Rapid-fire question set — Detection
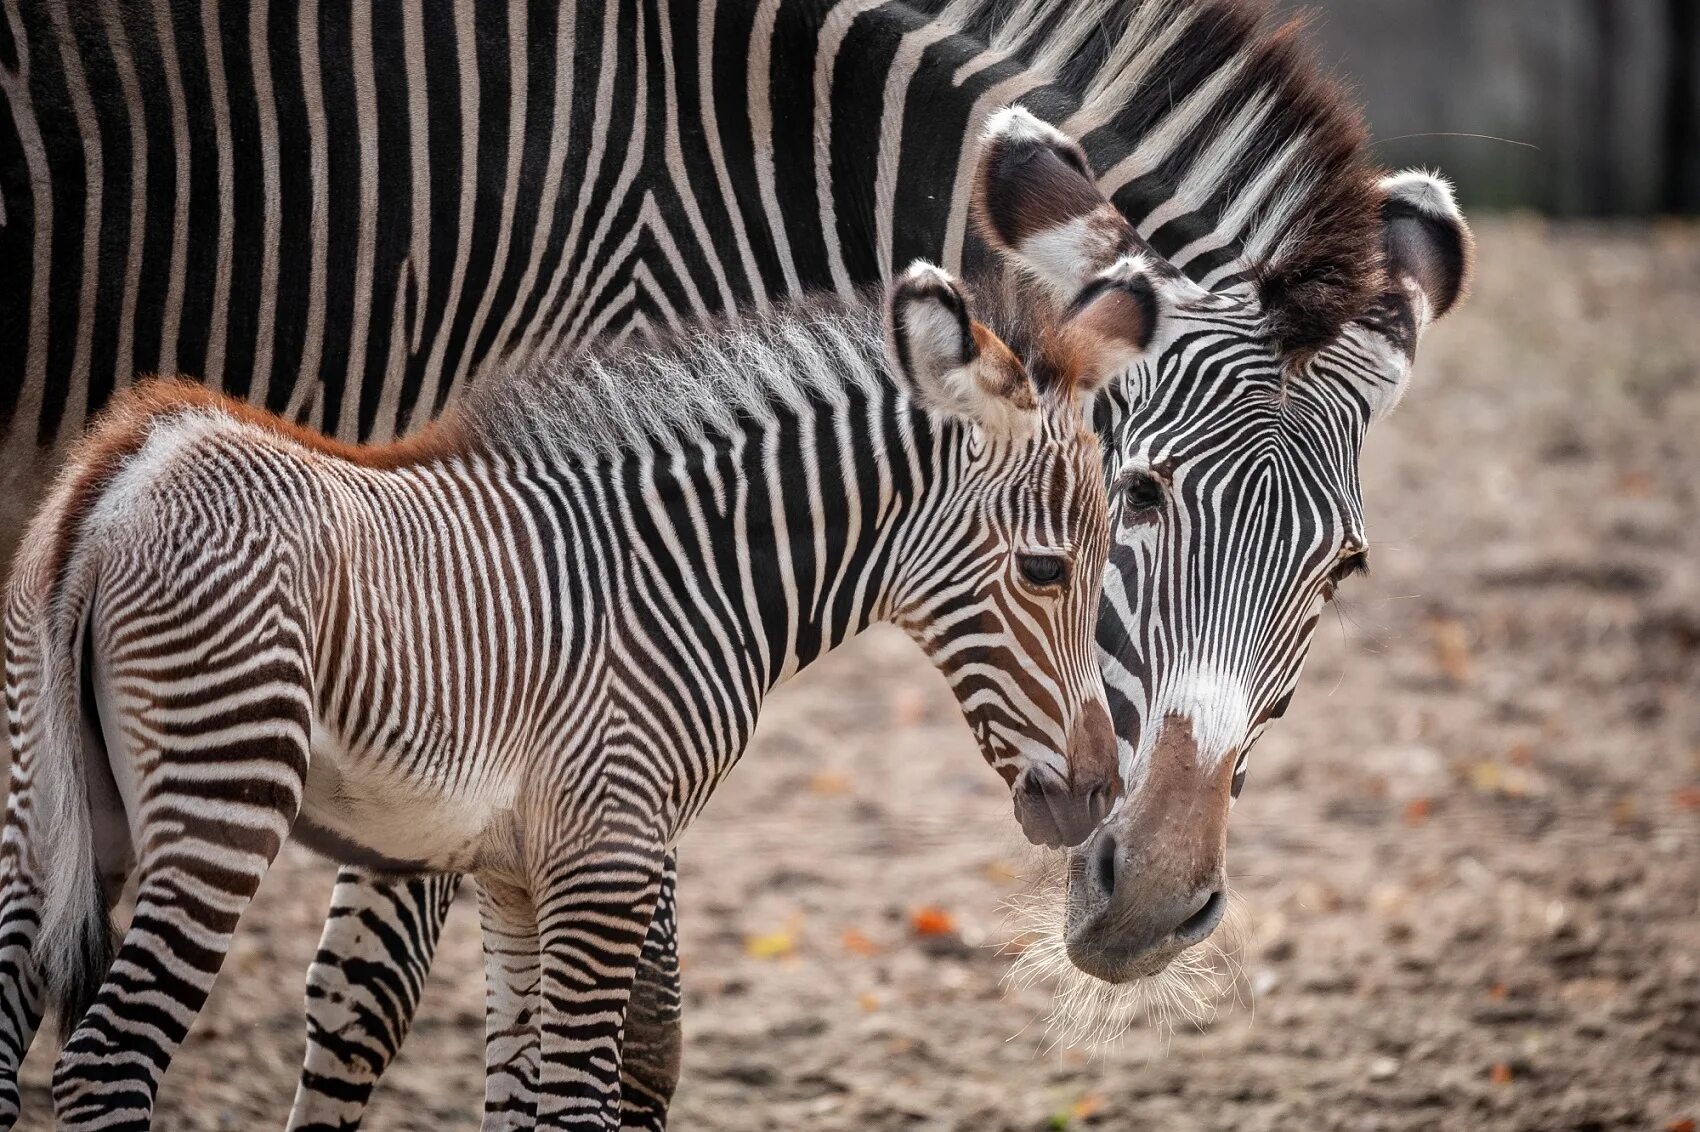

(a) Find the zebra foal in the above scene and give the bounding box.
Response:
[0,217,1156,1126]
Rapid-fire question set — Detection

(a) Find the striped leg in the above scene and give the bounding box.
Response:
[619,854,681,1132]
[534,840,666,1130]
[52,728,307,1128]
[0,776,46,1131]
[289,871,459,1131]
[472,855,682,1132]
[478,879,540,1131]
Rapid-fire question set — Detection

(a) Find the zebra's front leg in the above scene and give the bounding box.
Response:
[473,854,682,1132]
[619,853,681,1131]
[478,878,541,1131]
[533,838,666,1130]
[288,870,460,1131]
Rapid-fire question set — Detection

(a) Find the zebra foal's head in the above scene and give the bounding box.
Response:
[971,109,1473,984]
[879,215,1167,847]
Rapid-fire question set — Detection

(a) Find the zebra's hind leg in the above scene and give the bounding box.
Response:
[51,705,309,1129]
[0,795,46,1131]
[533,835,666,1130]
[288,870,460,1132]
[619,853,681,1132]
[479,877,541,1131]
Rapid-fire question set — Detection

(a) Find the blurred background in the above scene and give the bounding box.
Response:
[9,2,1699,1130]
[1289,0,1700,215]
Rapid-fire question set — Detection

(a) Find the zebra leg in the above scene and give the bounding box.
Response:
[288,871,460,1132]
[0,773,46,1131]
[533,839,666,1130]
[470,854,681,1132]
[618,853,681,1131]
[478,878,540,1131]
[52,747,306,1128]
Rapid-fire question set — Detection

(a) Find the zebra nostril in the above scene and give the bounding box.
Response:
[1093,833,1118,899]
[1175,888,1226,945]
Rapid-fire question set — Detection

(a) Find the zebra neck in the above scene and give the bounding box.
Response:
[607,381,944,696]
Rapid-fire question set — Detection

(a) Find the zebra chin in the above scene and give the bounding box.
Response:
[1007,698,1120,849]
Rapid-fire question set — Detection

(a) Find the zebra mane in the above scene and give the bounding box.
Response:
[465,291,890,459]
[957,0,1385,355]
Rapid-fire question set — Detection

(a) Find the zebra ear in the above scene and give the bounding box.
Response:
[886,262,1036,433]
[1349,171,1474,419]
[973,106,1138,303]
[1064,256,1162,398]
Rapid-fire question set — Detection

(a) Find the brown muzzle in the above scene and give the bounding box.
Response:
[1063,713,1234,981]
[1011,699,1121,848]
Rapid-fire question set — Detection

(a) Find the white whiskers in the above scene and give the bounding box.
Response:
[996,857,1250,1051]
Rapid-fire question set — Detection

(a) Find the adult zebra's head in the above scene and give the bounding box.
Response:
[974,109,1473,981]
[880,246,1167,849]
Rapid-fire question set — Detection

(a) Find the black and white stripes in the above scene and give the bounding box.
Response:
[0,249,1133,1128]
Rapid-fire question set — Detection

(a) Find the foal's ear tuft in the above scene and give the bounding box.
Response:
[1380,170,1473,323]
[1065,256,1161,393]
[886,261,1035,434]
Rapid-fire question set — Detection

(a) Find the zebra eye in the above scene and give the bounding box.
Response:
[1323,551,1370,598]
[1121,471,1165,514]
[1017,553,1068,588]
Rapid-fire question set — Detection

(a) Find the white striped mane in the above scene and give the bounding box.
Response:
[465,292,889,459]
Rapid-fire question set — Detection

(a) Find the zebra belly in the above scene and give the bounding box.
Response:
[300,720,517,875]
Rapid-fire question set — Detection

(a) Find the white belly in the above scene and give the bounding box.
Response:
[301,720,515,873]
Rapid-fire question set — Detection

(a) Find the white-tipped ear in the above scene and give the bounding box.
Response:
[886,261,1036,435]
[1345,170,1474,421]
[1380,169,1473,328]
[1063,255,1163,398]
[973,105,1138,302]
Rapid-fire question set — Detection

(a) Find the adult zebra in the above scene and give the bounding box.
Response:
[0,0,1472,1128]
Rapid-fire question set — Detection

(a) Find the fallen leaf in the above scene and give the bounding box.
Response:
[1468,762,1503,793]
[1429,617,1473,683]
[809,771,852,796]
[890,687,928,728]
[909,906,958,937]
[1664,1119,1695,1132]
[1072,1094,1104,1120]
[1616,470,1654,498]
[744,914,802,960]
[1611,797,1638,826]
[1489,983,1508,1001]
[1489,1062,1513,1085]
[1507,743,1533,767]
[841,928,882,957]
[1403,798,1432,825]
[857,992,880,1013]
[1672,788,1700,812]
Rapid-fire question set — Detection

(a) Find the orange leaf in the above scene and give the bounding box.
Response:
[1673,788,1700,812]
[841,928,882,957]
[1403,798,1432,825]
[1664,1119,1695,1132]
[809,771,852,796]
[1488,983,1508,1001]
[1489,1063,1513,1085]
[857,991,880,1013]
[1071,1094,1104,1120]
[910,906,958,937]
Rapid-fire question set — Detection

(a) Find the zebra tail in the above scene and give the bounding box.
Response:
[23,557,114,1036]
[4,425,148,1035]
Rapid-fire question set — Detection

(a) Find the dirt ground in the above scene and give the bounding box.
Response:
[13,218,1700,1130]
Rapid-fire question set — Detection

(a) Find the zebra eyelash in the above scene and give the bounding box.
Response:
[1324,551,1371,595]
